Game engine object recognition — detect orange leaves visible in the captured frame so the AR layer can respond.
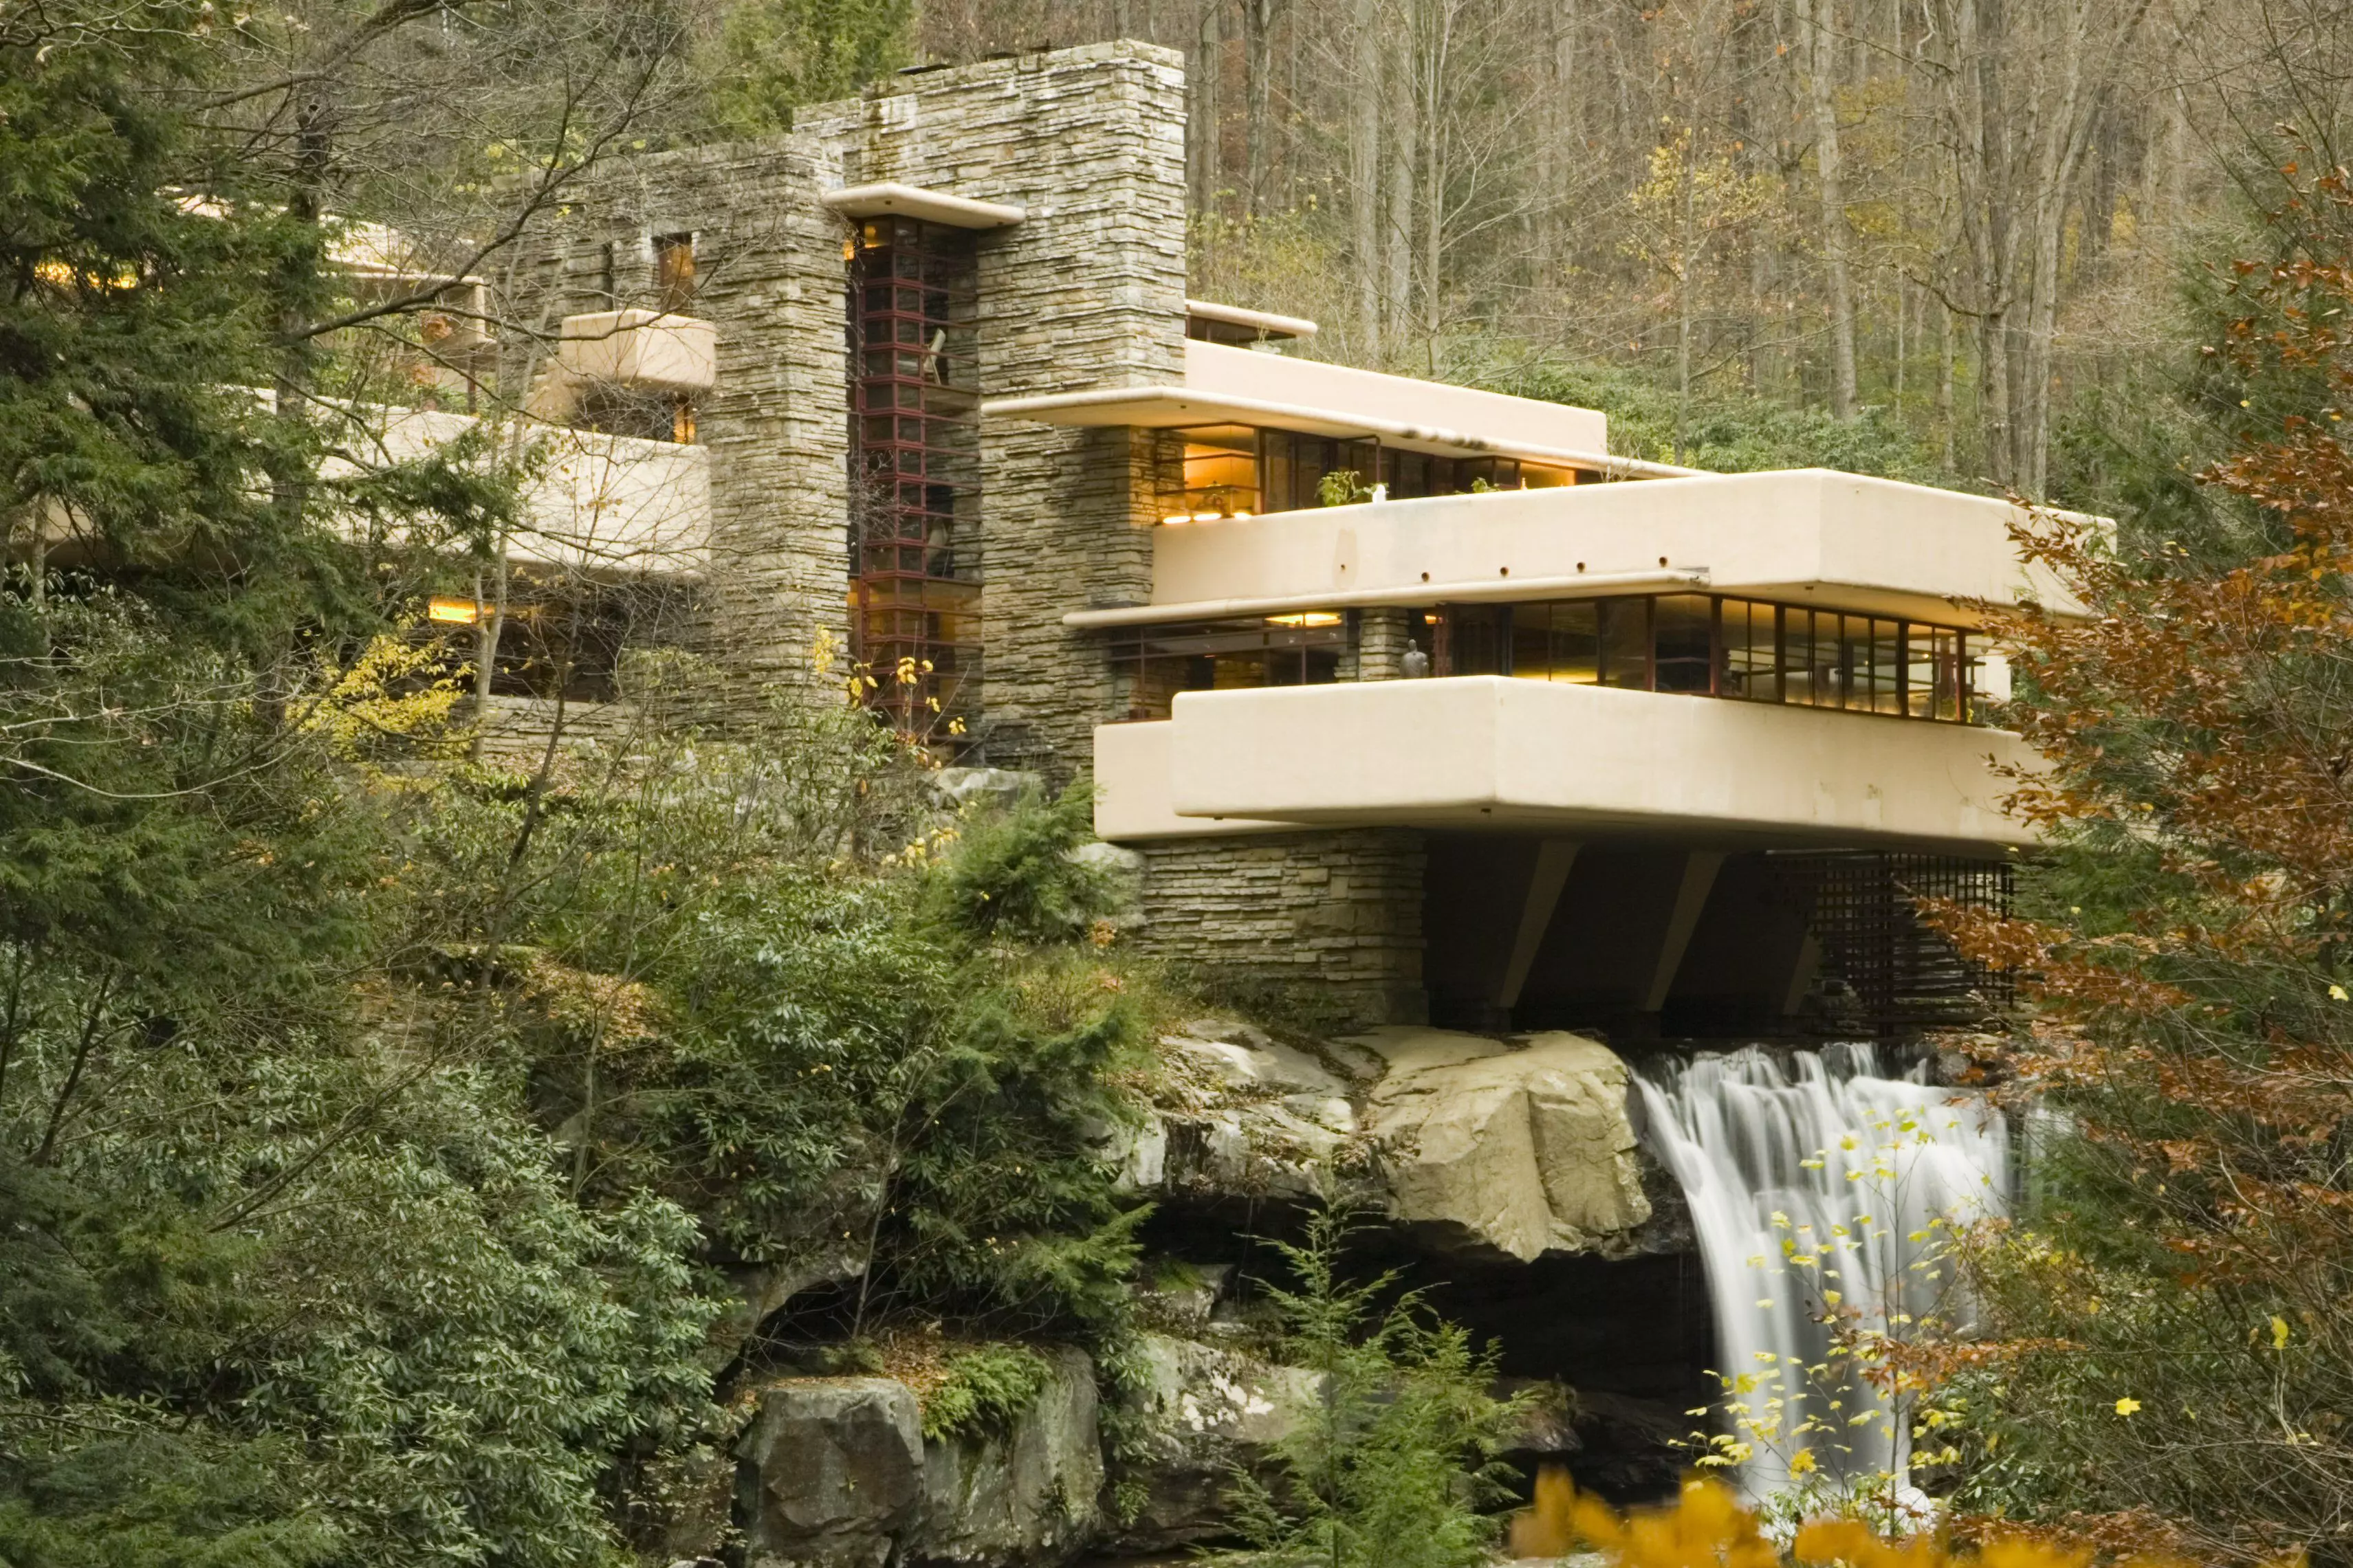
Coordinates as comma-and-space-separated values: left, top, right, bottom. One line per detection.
1527, 1476, 1777, 1568
1531, 1475, 2196, 1568
1795, 1516, 1969, 1568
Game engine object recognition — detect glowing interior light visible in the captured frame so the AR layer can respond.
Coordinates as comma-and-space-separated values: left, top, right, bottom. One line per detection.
428, 597, 483, 625
1232, 509, 1253, 519
1267, 612, 1344, 628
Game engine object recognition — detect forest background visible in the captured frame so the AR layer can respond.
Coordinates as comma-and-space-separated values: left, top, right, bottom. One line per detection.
13, 1, 2353, 1567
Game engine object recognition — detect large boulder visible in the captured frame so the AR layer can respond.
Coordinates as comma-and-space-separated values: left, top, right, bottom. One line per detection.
918, 1347, 1104, 1567
1127, 1023, 1656, 1263
1102, 1332, 1323, 1554
1359, 1028, 1652, 1261
736, 1378, 926, 1568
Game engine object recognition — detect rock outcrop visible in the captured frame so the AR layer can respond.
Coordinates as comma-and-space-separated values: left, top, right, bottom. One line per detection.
1102, 1332, 1324, 1554
920, 1347, 1104, 1567
734, 1354, 1104, 1568
1124, 1022, 1656, 1262
737, 1378, 927, 1568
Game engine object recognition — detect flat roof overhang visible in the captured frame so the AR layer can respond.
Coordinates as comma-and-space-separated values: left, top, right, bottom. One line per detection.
821, 182, 1027, 228
979, 383, 1696, 481
1185, 298, 1320, 340
1096, 468, 2088, 630
1093, 677, 2039, 852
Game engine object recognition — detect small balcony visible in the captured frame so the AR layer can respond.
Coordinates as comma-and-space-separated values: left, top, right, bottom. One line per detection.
531, 309, 717, 439
1093, 676, 2037, 852
556, 308, 716, 393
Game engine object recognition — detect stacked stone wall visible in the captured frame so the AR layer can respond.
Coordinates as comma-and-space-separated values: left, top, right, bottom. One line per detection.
1132, 830, 1429, 1029
801, 43, 1190, 775
502, 135, 853, 718
1355, 607, 1415, 681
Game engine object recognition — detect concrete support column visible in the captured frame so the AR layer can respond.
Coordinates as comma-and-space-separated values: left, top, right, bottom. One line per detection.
1496, 839, 1580, 1013
1643, 850, 1726, 1014
1355, 607, 1415, 681
1781, 930, 1824, 1017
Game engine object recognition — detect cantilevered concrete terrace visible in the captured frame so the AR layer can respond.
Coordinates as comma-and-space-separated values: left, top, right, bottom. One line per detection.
1081, 468, 2072, 852
1093, 678, 2039, 850
985, 339, 1687, 487
1076, 467, 2079, 632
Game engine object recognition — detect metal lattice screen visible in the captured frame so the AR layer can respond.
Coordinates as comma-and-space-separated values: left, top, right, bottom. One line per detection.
1767, 852, 2014, 1035
848, 216, 980, 733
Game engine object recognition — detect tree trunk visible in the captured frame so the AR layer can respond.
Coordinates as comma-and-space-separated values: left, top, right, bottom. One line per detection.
1190, 1, 1223, 214
1350, 0, 1381, 360
1797, 0, 1857, 419
1241, 0, 1277, 216
1939, 300, 1956, 469
1385, 13, 1417, 362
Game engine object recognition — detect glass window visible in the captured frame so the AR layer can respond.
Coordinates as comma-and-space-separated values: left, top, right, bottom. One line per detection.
1166, 425, 1260, 520
1511, 601, 1600, 683
662, 234, 701, 305
1722, 600, 1780, 702
1780, 609, 1819, 707
1654, 595, 1715, 693
1443, 605, 1509, 676
1599, 598, 1649, 689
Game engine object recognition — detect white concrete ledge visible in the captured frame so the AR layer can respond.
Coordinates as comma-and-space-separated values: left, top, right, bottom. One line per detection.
1097, 678, 2039, 851
1064, 568, 1707, 628
822, 182, 1027, 228
985, 342, 1687, 480
1185, 298, 1319, 340
334, 410, 713, 575
983, 383, 1689, 481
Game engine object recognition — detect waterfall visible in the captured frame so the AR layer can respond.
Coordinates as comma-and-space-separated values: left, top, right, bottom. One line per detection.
1635, 1044, 2009, 1505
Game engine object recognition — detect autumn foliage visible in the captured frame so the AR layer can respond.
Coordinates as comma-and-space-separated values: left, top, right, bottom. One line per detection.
1908, 159, 2353, 1563
1514, 1475, 2194, 1568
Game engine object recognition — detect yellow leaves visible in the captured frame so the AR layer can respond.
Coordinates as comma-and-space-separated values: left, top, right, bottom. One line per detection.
2273, 1314, 2292, 1349
299, 630, 468, 766
2114, 1395, 2143, 1415
2330, 984, 2347, 1001
1530, 1475, 1778, 1568
1788, 1447, 1819, 1475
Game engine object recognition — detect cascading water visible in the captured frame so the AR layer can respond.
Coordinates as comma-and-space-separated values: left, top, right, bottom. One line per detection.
1636, 1044, 2010, 1505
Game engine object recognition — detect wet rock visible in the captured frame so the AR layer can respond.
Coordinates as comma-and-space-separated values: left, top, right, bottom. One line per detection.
1496, 1378, 1582, 1458
919, 1347, 1104, 1567
1102, 1332, 1323, 1554
1359, 1028, 1652, 1262
736, 1378, 926, 1568
1568, 1391, 1691, 1501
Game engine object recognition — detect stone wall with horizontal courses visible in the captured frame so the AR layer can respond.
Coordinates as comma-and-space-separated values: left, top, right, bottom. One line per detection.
503, 133, 854, 717
800, 42, 1191, 775
1131, 830, 1430, 1030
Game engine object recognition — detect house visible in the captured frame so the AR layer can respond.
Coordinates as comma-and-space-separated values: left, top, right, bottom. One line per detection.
479, 41, 2061, 1036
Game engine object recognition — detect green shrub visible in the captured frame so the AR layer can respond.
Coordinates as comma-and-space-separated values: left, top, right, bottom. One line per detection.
923, 782, 1119, 946
1216, 1208, 1526, 1568
921, 1345, 1057, 1442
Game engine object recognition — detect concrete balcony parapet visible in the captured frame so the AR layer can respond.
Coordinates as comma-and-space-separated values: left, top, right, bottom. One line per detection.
344, 409, 714, 576
553, 308, 718, 395
1124, 468, 2086, 630
1093, 676, 2039, 852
